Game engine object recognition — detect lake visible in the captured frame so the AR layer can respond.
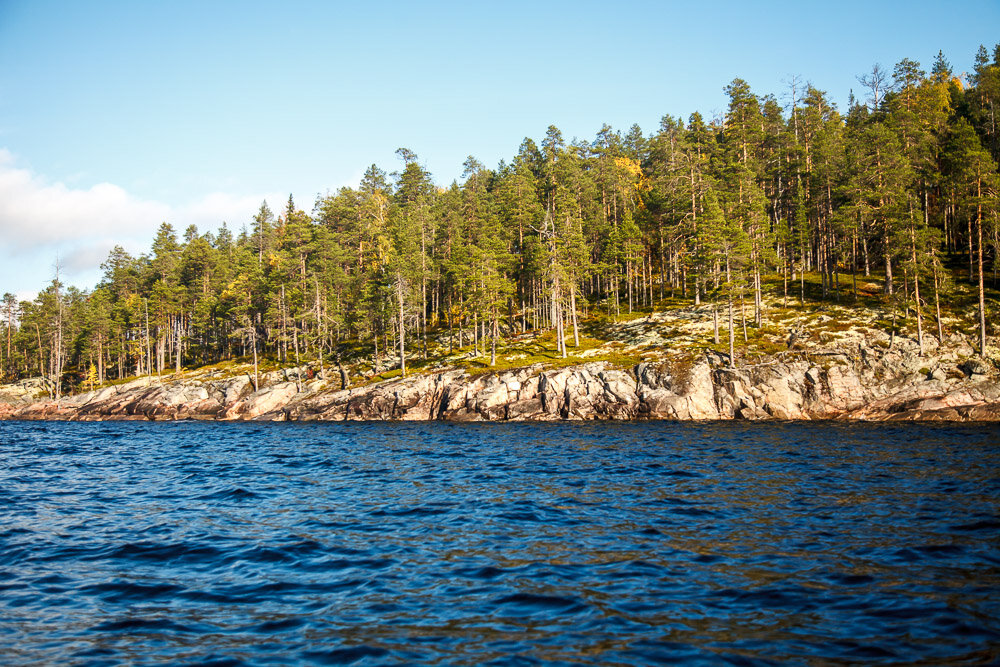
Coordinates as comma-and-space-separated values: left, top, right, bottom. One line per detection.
1, 421, 998, 665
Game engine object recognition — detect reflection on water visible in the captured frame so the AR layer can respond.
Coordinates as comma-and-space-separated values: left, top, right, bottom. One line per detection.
1, 420, 998, 664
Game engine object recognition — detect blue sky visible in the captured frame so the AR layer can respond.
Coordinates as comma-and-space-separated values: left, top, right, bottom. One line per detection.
1, 0, 998, 298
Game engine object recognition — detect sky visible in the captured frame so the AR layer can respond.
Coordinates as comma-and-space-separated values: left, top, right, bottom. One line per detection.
1, 0, 998, 299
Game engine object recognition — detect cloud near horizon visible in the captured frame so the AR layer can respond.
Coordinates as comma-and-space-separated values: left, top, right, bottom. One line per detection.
0, 149, 280, 295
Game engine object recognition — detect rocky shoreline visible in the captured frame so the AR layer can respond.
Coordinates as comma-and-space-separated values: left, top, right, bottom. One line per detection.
1, 334, 998, 422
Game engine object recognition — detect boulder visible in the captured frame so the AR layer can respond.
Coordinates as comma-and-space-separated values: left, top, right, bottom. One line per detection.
223, 382, 299, 420
959, 358, 992, 377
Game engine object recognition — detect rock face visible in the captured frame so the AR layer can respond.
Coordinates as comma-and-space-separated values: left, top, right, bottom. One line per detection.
223, 382, 298, 420
1, 338, 998, 422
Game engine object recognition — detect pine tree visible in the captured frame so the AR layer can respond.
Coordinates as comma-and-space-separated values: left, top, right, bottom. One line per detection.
844, 117, 911, 295
946, 118, 999, 355
1, 292, 16, 380
931, 50, 952, 83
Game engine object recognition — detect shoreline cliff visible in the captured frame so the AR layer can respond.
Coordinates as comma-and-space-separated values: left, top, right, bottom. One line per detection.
2, 332, 998, 423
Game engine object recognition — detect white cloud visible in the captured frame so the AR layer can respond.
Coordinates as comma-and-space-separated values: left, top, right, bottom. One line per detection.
0, 149, 280, 296
0, 156, 170, 251
61, 241, 120, 273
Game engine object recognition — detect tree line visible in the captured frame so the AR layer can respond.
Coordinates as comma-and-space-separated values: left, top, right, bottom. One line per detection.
3, 47, 999, 396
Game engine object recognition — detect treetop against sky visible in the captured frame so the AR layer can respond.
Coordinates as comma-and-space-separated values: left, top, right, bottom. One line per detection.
0, 0, 998, 297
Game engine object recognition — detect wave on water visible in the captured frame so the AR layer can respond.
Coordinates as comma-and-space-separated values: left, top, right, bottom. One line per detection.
0, 420, 998, 665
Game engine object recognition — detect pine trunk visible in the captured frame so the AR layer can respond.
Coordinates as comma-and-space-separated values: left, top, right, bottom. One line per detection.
977, 181, 987, 356
397, 275, 406, 378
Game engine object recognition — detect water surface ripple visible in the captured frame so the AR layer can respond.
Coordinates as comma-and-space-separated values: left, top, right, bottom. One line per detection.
1, 421, 998, 665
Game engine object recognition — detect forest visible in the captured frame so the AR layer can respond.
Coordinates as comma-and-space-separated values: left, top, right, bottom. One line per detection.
2, 47, 999, 399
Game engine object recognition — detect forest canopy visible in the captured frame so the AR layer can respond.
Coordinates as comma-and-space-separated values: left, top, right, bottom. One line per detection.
3, 46, 999, 397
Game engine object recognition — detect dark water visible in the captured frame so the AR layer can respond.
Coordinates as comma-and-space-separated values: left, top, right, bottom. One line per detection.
1, 421, 999, 665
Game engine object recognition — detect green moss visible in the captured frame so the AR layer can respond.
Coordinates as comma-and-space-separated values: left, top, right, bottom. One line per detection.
591, 349, 643, 370
752, 339, 787, 355
823, 319, 857, 332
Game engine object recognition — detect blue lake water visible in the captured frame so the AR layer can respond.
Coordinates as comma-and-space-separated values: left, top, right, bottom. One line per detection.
1, 420, 998, 665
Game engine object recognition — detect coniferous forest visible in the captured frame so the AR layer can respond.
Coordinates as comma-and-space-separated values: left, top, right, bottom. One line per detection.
3, 48, 999, 398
